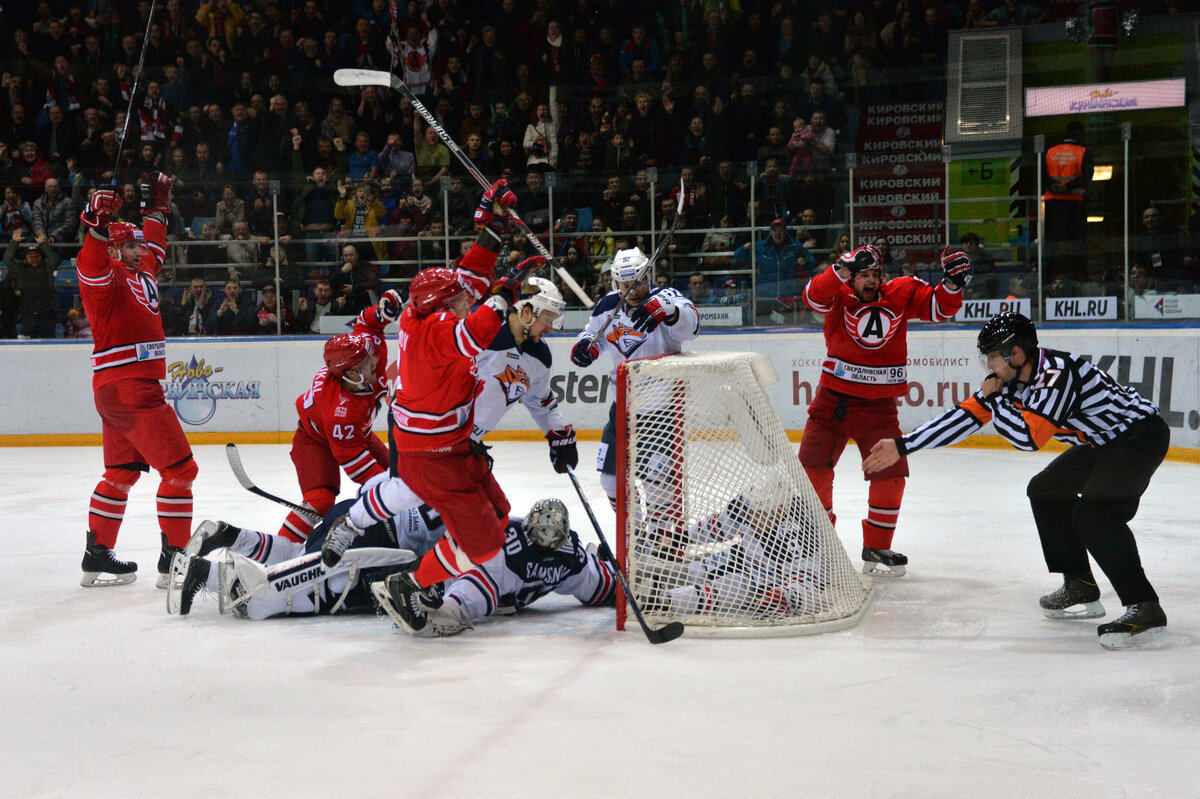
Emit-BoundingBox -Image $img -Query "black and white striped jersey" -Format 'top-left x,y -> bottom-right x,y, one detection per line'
898,348 -> 1160,455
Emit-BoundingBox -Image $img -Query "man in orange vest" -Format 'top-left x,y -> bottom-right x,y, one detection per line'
1042,121 -> 1093,281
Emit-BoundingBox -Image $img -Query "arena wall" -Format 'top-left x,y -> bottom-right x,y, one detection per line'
6,328 -> 1199,461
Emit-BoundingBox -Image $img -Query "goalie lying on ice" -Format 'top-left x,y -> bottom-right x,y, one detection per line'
167,496 -> 616,631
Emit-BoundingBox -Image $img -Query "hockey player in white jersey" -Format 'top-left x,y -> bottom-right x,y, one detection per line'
569,247 -> 700,506
372,498 -> 617,637
473,276 -> 577,474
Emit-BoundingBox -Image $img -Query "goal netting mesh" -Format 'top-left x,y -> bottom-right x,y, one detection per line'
616,352 -> 872,638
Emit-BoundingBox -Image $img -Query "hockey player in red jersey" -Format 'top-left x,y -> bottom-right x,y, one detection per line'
76,173 -> 197,588
321,178 -> 533,632
276,292 -> 397,544
800,243 -> 970,576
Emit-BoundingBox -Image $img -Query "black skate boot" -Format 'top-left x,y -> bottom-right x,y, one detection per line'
1098,601 -> 1167,650
185,520 -> 240,558
370,570 -> 443,636
862,547 -> 907,577
178,557 -> 212,616
1039,575 -> 1104,619
81,532 -> 138,587
157,534 -> 184,589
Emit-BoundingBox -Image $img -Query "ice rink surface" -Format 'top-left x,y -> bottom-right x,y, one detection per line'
2,441 -> 1197,798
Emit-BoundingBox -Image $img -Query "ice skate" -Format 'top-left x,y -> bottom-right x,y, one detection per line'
424,598 -> 474,637
80,532 -> 138,587
185,520 -> 240,558
177,557 -> 212,616
1098,602 -> 1167,650
217,555 -> 249,618
165,551 -> 190,613
1039,576 -> 1105,620
862,547 -> 907,577
157,534 -> 183,589
371,570 -> 443,636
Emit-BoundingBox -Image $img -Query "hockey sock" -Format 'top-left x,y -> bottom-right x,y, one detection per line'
863,477 -> 905,550
413,536 -> 502,588
278,487 -> 335,543
443,552 -> 504,619
803,466 -> 836,527
89,469 -> 140,548
157,456 -> 198,549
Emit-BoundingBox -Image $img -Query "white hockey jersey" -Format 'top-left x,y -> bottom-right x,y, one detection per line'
471,322 -> 567,440
578,286 -> 700,379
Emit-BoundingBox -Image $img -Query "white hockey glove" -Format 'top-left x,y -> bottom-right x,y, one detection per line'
321,514 -> 365,567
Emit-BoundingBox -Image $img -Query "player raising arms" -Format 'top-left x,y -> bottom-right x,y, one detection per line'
570,248 -> 701,508
865,313 -> 1170,649
76,173 -> 197,588
319,178 -> 535,633
799,243 -> 970,577
273,290 -> 402,545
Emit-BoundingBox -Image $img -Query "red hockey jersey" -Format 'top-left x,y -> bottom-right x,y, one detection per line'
802,265 -> 962,399
77,218 -> 169,389
390,243 -> 502,451
294,307 -> 391,483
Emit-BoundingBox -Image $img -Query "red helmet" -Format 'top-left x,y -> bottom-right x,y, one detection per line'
108,222 -> 142,245
324,333 -> 374,377
409,267 -> 466,317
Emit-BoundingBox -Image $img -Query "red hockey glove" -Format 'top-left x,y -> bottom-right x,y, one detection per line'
378,288 -> 404,323
546,426 -> 578,474
940,246 -> 972,290
570,336 -> 600,367
838,244 -> 882,278
138,171 -> 174,216
79,189 -> 123,233
474,178 -> 517,234
629,293 -> 679,333
488,272 -> 523,308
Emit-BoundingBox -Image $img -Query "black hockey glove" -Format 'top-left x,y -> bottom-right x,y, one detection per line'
488,273 -> 523,309
571,336 -> 600,367
940,246 -> 972,290
546,426 -> 578,474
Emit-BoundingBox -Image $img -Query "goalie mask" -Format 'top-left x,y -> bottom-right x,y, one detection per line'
610,247 -> 649,290
525,498 -> 569,550
514,276 -> 566,330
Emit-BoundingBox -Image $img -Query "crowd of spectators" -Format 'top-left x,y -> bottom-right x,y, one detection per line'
0,0 -> 1184,337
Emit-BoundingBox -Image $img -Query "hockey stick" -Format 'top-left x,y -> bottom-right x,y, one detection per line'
112,0 -> 158,184
565,467 -> 684,645
332,68 -> 593,309
589,180 -> 686,346
225,443 -> 323,522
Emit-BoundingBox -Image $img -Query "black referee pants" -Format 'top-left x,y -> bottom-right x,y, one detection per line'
1026,415 -> 1169,606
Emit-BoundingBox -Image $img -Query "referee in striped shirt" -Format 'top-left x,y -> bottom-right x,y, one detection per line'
863,313 -> 1170,649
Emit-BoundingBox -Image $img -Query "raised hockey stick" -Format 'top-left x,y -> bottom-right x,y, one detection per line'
332,68 -> 593,309
565,466 -> 684,645
113,0 -> 158,184
589,181 -> 687,346
225,443 -> 322,522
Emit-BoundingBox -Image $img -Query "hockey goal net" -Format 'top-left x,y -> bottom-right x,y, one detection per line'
616,352 -> 872,638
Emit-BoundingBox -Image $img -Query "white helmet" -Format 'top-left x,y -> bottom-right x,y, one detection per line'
611,247 -> 649,290
514,276 -> 566,330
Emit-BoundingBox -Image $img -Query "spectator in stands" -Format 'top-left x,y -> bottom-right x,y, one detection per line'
224,220 -> 266,280
296,278 -> 335,334
1126,262 -> 1164,309
15,141 -> 52,195
378,132 -> 416,181
979,0 -> 1051,28
31,177 -> 77,246
960,232 -> 998,298
332,243 -> 379,312
179,278 -> 214,336
215,185 -> 245,235
254,283 -> 294,334
687,273 -> 718,305
188,219 -> 232,282
334,179 -> 387,260
699,213 -> 737,273
874,235 -> 902,280
207,277 -> 256,334
413,122 -> 450,184
524,98 -> 560,171
5,229 -> 59,339
1,187 -> 31,237
756,158 -> 793,222
620,22 -> 662,76
734,219 -> 816,314
1135,205 -> 1189,291
346,131 -> 379,181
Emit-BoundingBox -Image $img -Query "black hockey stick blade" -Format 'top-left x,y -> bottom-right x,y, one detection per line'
565,467 -> 684,645
225,443 -> 322,521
